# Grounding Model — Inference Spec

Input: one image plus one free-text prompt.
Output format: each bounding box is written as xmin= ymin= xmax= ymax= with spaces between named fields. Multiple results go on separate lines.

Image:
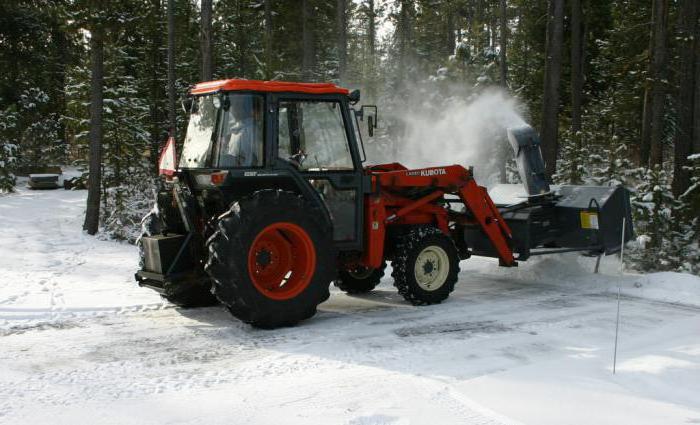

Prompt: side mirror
xmin=348 ymin=89 xmax=361 ymax=104
xmin=361 ymin=105 xmax=378 ymax=137
xmin=181 ymin=97 xmax=193 ymax=113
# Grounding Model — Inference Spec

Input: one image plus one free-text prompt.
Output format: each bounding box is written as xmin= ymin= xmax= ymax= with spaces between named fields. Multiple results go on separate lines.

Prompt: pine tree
xmin=676 ymin=155 xmax=700 ymax=273
xmin=672 ymin=0 xmax=698 ymax=197
xmin=0 ymin=108 xmax=18 ymax=193
xmin=628 ymin=166 xmax=678 ymax=271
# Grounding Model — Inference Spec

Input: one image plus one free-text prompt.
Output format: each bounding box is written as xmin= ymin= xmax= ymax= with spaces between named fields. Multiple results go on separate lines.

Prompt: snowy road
xmin=1 ymin=187 xmax=700 ymax=425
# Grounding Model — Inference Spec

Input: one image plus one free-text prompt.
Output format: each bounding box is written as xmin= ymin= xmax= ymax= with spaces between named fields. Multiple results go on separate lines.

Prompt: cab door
xmin=273 ymin=94 xmax=364 ymax=250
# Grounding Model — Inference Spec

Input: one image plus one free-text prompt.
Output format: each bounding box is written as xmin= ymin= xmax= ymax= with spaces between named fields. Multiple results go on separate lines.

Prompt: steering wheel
xmin=288 ymin=150 xmax=307 ymax=168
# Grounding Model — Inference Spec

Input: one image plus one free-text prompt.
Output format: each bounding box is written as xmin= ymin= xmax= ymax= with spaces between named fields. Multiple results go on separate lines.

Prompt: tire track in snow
xmin=428 ymin=385 xmax=525 ymax=425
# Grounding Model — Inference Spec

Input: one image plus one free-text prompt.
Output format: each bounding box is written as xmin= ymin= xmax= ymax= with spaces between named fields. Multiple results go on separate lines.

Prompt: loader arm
xmin=370 ymin=164 xmax=516 ymax=267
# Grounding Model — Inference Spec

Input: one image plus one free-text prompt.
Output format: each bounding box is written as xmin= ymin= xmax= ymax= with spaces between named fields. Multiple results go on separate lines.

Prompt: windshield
xmin=180 ymin=95 xmax=217 ymax=168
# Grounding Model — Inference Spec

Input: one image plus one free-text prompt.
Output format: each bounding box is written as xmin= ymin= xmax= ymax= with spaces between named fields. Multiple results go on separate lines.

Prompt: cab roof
xmin=190 ymin=79 xmax=349 ymax=96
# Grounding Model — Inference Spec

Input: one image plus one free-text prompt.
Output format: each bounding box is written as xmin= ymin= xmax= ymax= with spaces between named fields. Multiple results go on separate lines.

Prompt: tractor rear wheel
xmin=391 ymin=227 xmax=460 ymax=306
xmin=137 ymin=207 xmax=218 ymax=308
xmin=334 ymin=263 xmax=386 ymax=294
xmin=205 ymin=190 xmax=335 ymax=328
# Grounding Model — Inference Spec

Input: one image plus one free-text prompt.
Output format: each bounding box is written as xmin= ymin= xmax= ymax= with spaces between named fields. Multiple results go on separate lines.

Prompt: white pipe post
xmin=620 ymin=217 xmax=626 ymax=274
xmin=613 ymin=217 xmax=626 ymax=375
xmin=613 ymin=286 xmax=621 ymax=374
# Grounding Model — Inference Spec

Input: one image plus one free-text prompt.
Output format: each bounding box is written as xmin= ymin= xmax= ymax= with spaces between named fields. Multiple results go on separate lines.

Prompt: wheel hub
xmin=256 ymin=249 xmax=272 ymax=267
xmin=247 ymin=222 xmax=316 ymax=301
xmin=422 ymin=260 xmax=435 ymax=275
xmin=414 ymin=245 xmax=450 ymax=291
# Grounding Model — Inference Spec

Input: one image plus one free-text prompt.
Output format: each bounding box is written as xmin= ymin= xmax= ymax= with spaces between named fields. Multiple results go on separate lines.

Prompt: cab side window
xmin=278 ymin=100 xmax=354 ymax=170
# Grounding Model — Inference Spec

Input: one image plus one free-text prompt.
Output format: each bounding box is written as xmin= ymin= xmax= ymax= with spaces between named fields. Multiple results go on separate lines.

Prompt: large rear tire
xmin=391 ymin=227 xmax=460 ymax=305
xmin=137 ymin=207 xmax=218 ymax=308
xmin=205 ymin=190 xmax=336 ymax=328
xmin=334 ymin=263 xmax=386 ymax=294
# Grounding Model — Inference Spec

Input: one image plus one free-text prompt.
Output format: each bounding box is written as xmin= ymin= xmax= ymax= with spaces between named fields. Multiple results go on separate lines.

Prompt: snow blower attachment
xmin=507 ymin=126 xmax=550 ymax=197
xmin=135 ymin=79 xmax=634 ymax=328
xmin=466 ymin=125 xmax=635 ymax=260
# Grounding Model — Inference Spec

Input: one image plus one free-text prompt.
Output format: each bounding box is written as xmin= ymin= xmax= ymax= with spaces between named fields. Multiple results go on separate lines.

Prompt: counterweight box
xmin=141 ymin=234 xmax=191 ymax=275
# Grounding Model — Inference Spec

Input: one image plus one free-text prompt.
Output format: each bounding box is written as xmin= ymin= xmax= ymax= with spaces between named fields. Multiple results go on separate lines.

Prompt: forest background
xmin=0 ymin=0 xmax=698 ymax=274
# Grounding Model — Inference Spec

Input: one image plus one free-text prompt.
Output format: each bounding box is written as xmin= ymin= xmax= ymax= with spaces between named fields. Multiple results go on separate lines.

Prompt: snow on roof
xmin=28 ymin=174 xmax=60 ymax=178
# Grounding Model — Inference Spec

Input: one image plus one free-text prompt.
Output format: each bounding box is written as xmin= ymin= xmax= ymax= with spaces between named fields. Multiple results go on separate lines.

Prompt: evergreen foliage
xmin=0 ymin=108 xmax=19 ymax=193
xmin=0 ymin=0 xmax=698 ymax=273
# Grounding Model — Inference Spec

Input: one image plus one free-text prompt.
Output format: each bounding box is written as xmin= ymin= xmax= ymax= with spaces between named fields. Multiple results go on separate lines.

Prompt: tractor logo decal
xmin=407 ymin=168 xmax=447 ymax=177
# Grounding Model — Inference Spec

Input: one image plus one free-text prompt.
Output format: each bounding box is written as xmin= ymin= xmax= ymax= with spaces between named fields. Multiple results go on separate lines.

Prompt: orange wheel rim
xmin=247 ymin=222 xmax=316 ymax=300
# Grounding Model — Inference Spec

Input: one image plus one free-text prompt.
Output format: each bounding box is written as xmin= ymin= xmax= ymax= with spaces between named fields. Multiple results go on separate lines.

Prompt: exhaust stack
xmin=507 ymin=126 xmax=550 ymax=197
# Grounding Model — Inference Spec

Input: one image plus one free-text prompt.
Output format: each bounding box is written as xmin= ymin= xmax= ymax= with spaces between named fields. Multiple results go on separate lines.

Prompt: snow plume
xmin=376 ymin=88 xmax=528 ymax=187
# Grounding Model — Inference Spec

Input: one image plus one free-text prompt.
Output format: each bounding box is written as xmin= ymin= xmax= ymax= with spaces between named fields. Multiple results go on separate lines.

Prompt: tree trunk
xmin=337 ymin=0 xmax=347 ymax=82
xmin=649 ymin=0 xmax=669 ymax=167
xmin=570 ymin=0 xmax=583 ymax=136
xmin=236 ymin=1 xmax=248 ymax=76
xmin=302 ymin=0 xmax=315 ymax=81
xmin=264 ymin=0 xmax=273 ymax=79
xmin=200 ymin=0 xmax=213 ymax=81
xmin=569 ymin=0 xmax=584 ymax=183
xmin=83 ymin=24 xmax=104 ymax=235
xmin=672 ymin=0 xmax=698 ymax=196
xmin=149 ymin=0 xmax=163 ymax=173
xmin=167 ymin=0 xmax=176 ymax=137
xmin=51 ymin=26 xmax=69 ymax=153
xmin=397 ymin=0 xmax=414 ymax=85
xmin=398 ymin=0 xmax=408 ymax=73
xmin=519 ymin=6 xmax=528 ymax=82
xmin=640 ymin=0 xmax=657 ymax=167
xmin=497 ymin=0 xmax=508 ymax=182
xmin=446 ymin=7 xmax=455 ymax=57
xmin=540 ymin=0 xmax=565 ymax=178
xmin=499 ymin=0 xmax=507 ymax=87
xmin=489 ymin=10 xmax=496 ymax=51
xmin=641 ymin=89 xmax=652 ymax=166
xmin=475 ymin=0 xmax=483 ymax=54
xmin=366 ymin=0 xmax=377 ymax=100
xmin=694 ymin=15 xmax=700 ymax=155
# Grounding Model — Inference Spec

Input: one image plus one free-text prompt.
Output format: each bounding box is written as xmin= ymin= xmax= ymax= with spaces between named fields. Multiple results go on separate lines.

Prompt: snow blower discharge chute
xmin=135 ymin=79 xmax=634 ymax=328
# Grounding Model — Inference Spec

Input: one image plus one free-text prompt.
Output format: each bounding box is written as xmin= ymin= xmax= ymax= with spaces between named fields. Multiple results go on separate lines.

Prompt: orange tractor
xmin=136 ymin=79 xmax=632 ymax=328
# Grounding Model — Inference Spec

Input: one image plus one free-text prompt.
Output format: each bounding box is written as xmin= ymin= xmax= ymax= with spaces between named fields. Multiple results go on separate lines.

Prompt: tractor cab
xmin=162 ymin=80 xmax=376 ymax=250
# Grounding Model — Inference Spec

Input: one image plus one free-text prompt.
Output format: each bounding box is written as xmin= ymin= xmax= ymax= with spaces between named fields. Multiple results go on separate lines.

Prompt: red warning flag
xmin=158 ymin=136 xmax=177 ymax=176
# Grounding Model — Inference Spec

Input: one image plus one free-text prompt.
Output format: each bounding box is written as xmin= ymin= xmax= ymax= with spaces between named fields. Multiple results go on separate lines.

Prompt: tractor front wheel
xmin=391 ymin=227 xmax=460 ymax=305
xmin=205 ymin=190 xmax=335 ymax=328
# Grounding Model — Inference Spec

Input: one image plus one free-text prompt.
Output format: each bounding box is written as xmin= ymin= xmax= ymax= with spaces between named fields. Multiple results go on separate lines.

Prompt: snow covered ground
xmin=1 ymin=186 xmax=700 ymax=425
